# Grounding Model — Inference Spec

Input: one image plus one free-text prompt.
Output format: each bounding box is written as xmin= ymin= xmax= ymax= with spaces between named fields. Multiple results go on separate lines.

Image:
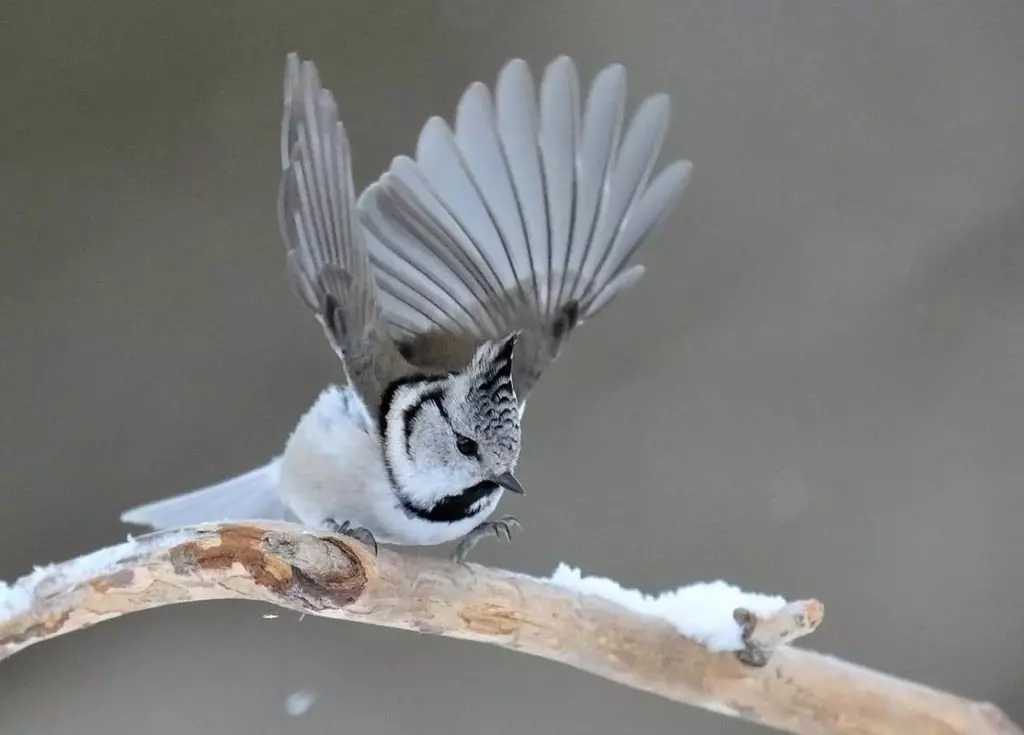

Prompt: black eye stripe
xmin=430 ymin=394 xmax=450 ymax=423
xmin=403 ymin=391 xmax=482 ymax=461
xmin=378 ymin=372 xmax=454 ymax=442
xmin=402 ymin=386 xmax=448 ymax=457
xmin=379 ymin=374 xmax=452 ymax=488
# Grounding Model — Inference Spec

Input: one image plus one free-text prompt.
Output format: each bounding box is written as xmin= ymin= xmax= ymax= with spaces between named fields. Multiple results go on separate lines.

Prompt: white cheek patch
xmin=385 ymin=383 xmax=469 ymax=505
xmin=383 ymin=384 xmax=434 ymax=483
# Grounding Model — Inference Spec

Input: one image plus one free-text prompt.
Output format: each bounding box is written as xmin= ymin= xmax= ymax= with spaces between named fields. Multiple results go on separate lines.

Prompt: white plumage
xmin=120 ymin=461 xmax=286 ymax=528
xmin=120 ymin=54 xmax=691 ymax=559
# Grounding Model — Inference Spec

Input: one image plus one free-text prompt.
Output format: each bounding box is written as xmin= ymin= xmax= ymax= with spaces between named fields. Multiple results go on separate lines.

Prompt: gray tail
xmin=120 ymin=459 xmax=287 ymax=530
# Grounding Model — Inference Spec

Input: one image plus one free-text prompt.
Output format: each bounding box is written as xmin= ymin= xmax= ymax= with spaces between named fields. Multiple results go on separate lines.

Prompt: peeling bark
xmin=0 ymin=522 xmax=1018 ymax=735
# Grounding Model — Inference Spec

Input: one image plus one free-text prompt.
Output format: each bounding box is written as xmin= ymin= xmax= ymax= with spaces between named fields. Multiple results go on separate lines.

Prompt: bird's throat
xmin=398 ymin=480 xmax=501 ymax=523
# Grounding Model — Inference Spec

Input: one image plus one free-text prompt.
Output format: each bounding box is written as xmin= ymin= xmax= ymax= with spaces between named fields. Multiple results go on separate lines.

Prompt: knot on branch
xmin=169 ymin=524 xmax=370 ymax=611
xmin=2 ymin=520 xmax=1019 ymax=735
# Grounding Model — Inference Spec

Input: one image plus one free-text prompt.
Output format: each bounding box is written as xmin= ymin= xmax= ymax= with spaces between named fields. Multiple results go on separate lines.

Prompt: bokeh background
xmin=2 ymin=1 xmax=1023 ymax=733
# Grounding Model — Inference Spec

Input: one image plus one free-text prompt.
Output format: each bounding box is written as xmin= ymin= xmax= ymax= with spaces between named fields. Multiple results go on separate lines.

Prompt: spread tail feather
xmin=120 ymin=460 xmax=287 ymax=531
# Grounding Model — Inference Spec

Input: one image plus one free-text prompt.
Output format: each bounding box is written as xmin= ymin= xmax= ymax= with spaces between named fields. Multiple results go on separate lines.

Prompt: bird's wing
xmin=358 ymin=55 xmax=692 ymax=402
xmin=279 ymin=53 xmax=411 ymax=423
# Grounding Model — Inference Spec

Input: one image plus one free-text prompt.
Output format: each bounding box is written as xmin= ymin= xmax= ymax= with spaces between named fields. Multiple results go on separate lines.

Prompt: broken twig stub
xmin=734 ymin=600 xmax=824 ymax=666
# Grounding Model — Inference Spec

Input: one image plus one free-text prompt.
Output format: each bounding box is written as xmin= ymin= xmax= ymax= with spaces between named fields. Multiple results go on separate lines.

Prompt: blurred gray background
xmin=2 ymin=1 xmax=1023 ymax=733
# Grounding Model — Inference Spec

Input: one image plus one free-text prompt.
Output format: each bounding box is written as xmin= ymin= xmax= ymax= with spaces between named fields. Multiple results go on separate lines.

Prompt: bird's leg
xmin=451 ymin=515 xmax=521 ymax=564
xmin=325 ymin=518 xmax=378 ymax=555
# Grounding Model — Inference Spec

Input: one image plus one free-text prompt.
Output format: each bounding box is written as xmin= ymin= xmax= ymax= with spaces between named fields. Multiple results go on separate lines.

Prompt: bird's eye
xmin=455 ymin=435 xmax=479 ymax=457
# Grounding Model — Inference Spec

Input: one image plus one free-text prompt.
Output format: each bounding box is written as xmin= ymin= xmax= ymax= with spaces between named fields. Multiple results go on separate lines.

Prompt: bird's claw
xmin=451 ymin=515 xmax=521 ymax=564
xmin=327 ymin=519 xmax=379 ymax=556
xmin=491 ymin=516 xmax=521 ymax=543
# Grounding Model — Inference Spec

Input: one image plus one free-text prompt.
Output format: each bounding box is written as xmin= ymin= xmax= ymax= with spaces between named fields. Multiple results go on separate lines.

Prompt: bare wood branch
xmin=0 ymin=522 xmax=1018 ymax=735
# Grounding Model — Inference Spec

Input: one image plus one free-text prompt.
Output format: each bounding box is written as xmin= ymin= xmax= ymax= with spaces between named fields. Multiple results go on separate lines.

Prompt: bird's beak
xmin=493 ymin=472 xmax=525 ymax=495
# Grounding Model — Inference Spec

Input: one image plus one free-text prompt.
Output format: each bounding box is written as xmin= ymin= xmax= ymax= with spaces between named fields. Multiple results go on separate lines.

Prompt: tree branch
xmin=0 ymin=522 xmax=1018 ymax=735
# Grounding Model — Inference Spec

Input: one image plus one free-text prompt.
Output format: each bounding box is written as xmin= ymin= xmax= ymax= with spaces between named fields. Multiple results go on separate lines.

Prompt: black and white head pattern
xmin=379 ymin=333 xmax=521 ymax=522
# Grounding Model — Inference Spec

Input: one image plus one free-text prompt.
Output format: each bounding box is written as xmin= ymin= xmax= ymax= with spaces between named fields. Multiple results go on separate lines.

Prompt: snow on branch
xmin=0 ymin=522 xmax=1019 ymax=735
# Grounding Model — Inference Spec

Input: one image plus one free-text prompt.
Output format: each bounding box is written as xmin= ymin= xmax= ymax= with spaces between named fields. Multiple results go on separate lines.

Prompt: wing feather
xmin=537 ymin=56 xmax=581 ymax=315
xmin=358 ymin=55 xmax=691 ymax=399
xmin=415 ymin=118 xmax=517 ymax=309
xmin=495 ymin=60 xmax=546 ymax=310
xmin=279 ymin=53 xmax=409 ymax=418
xmin=562 ymin=63 xmax=626 ymax=307
xmin=587 ymin=159 xmax=693 ymax=313
xmin=455 ymin=83 xmax=533 ymax=305
xmin=578 ymin=93 xmax=671 ymax=306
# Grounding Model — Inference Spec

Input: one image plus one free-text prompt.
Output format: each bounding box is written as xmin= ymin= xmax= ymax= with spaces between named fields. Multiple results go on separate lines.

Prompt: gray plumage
xmin=360 ymin=55 xmax=692 ymax=401
xmin=120 ymin=52 xmax=691 ymax=559
xmin=278 ymin=53 xmax=410 ymax=421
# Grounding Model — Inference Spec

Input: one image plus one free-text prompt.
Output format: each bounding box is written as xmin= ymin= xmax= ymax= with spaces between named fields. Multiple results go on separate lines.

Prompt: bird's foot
xmin=326 ymin=519 xmax=378 ymax=555
xmin=451 ymin=516 xmax=521 ymax=564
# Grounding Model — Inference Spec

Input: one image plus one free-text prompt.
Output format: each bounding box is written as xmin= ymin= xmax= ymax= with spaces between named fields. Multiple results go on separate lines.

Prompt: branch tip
xmin=734 ymin=599 xmax=824 ymax=667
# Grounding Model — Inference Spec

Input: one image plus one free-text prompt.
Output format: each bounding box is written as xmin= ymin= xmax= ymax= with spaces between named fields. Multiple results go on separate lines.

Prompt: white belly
xmin=276 ymin=386 xmax=500 ymax=546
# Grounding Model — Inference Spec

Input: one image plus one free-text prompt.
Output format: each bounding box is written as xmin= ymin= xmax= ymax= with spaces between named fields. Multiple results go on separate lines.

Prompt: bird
xmin=120 ymin=52 xmax=693 ymax=562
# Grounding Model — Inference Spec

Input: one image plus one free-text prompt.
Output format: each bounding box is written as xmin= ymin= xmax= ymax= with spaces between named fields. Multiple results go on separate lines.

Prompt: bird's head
xmin=380 ymin=333 xmax=524 ymax=517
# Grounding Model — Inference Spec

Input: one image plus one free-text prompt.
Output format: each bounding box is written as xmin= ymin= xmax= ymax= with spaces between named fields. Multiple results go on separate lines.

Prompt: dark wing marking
xmin=357 ymin=56 xmax=691 ymax=402
xmin=279 ymin=53 xmax=411 ymax=421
